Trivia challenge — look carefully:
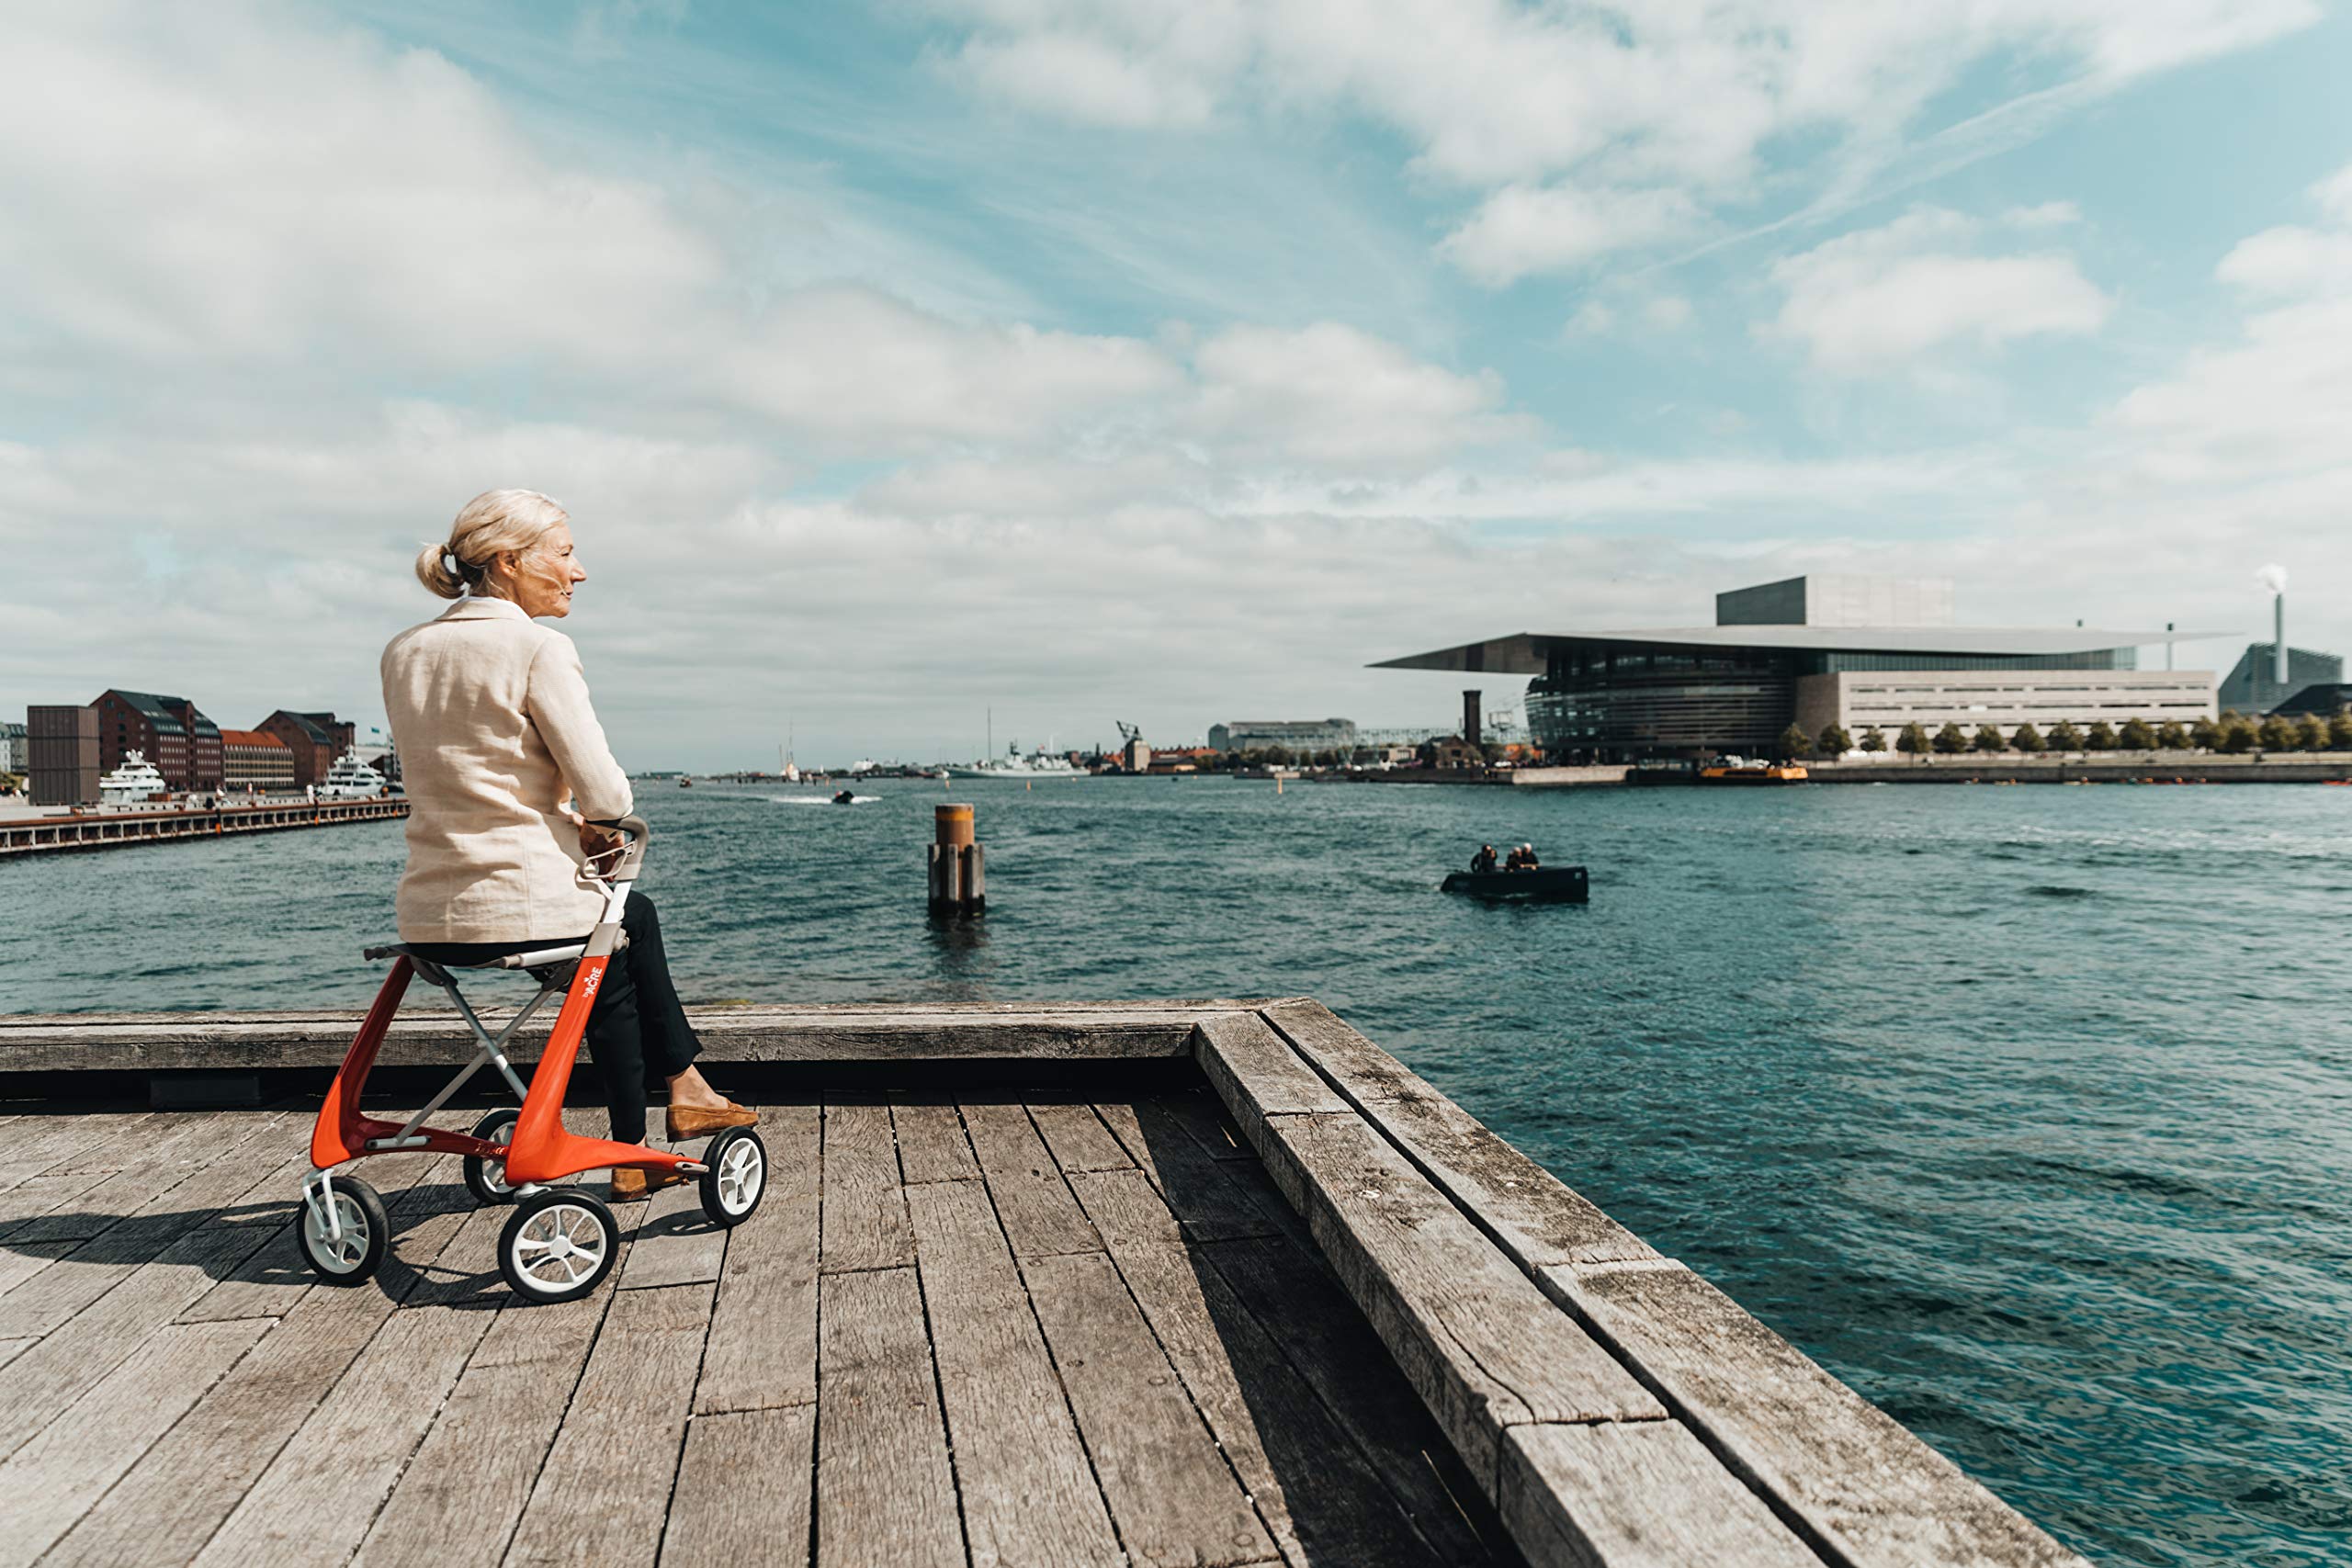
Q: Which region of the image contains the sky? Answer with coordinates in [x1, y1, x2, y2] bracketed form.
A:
[3, 0, 2348, 769]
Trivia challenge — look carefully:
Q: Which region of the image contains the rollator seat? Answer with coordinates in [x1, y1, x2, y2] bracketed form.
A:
[363, 937, 625, 973]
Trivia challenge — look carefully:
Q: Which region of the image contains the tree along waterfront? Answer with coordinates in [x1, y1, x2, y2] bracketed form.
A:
[1774, 708, 2352, 761]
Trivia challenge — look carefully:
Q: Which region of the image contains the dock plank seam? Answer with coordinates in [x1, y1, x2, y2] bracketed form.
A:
[891, 1101, 978, 1567]
[803, 1105, 828, 1568]
[1023, 1104, 1291, 1566]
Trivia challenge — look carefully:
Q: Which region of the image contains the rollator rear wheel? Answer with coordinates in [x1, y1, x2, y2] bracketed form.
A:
[298, 1176, 389, 1286]
[462, 1108, 523, 1205]
[499, 1189, 620, 1304]
[699, 1126, 766, 1228]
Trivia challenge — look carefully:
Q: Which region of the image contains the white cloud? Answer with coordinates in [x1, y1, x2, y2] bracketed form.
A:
[1765, 208, 2111, 373]
[1186, 323, 1530, 468]
[2003, 200, 2084, 228]
[1441, 185, 1698, 286]
[916, 0, 2317, 276]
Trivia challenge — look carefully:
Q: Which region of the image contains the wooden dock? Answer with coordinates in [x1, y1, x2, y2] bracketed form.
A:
[0, 798, 409, 858]
[0, 1000, 2090, 1567]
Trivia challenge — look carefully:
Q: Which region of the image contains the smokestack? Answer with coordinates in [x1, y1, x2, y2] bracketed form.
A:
[1464, 690, 1483, 749]
[2165, 622, 2175, 672]
[2257, 564, 2290, 690]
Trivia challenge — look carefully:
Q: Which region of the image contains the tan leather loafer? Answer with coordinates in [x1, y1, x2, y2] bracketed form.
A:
[609, 1167, 687, 1203]
[665, 1100, 758, 1141]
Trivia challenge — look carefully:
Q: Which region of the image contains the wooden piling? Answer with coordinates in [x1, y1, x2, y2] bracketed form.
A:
[929, 804, 984, 918]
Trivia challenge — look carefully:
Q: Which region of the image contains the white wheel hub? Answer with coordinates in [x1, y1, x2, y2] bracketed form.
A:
[305, 1195, 370, 1272]
[718, 1139, 763, 1213]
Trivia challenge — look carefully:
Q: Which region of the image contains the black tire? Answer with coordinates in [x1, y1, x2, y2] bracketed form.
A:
[297, 1174, 389, 1286]
[462, 1108, 523, 1206]
[699, 1126, 766, 1228]
[498, 1189, 621, 1304]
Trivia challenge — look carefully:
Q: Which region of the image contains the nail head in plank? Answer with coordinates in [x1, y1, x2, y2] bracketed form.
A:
[814, 1266, 965, 1568]
[506, 1282, 716, 1568]
[662, 1406, 817, 1568]
[820, 1102, 911, 1273]
[1498, 1421, 1824, 1568]
[1563, 1264, 2092, 1568]
[906, 1179, 1124, 1568]
[1021, 1248, 1278, 1568]
[960, 1101, 1101, 1258]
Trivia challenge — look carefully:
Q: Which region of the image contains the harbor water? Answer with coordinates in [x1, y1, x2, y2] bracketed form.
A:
[5, 777, 2347, 1567]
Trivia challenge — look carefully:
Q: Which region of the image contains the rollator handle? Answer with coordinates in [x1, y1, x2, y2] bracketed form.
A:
[585, 813, 650, 883]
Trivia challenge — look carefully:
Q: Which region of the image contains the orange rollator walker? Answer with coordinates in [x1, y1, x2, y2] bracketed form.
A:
[297, 814, 765, 1303]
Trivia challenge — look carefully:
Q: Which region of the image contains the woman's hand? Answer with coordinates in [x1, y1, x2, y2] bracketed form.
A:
[565, 808, 624, 868]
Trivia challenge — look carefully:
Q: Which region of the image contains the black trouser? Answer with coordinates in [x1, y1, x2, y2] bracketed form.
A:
[410, 891, 702, 1145]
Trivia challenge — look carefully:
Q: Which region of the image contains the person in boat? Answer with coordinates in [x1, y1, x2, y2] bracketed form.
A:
[1519, 842, 1541, 870]
[1502, 844, 1524, 871]
[385, 489, 755, 1202]
[1470, 843, 1498, 874]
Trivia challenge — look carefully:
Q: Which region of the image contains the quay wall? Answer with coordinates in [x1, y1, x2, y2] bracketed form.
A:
[0, 797, 407, 858]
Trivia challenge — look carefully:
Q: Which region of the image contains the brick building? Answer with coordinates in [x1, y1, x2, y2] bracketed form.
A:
[93, 691, 222, 789]
[220, 729, 296, 793]
[28, 705, 100, 807]
[258, 710, 352, 788]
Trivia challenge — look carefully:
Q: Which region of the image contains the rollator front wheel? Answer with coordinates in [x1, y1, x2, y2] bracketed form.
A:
[499, 1189, 620, 1304]
[462, 1108, 523, 1206]
[298, 1175, 389, 1286]
[699, 1126, 766, 1228]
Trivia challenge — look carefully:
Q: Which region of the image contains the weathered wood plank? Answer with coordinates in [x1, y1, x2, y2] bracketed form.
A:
[0, 1316, 271, 1568]
[697, 1104, 820, 1415]
[814, 1266, 964, 1568]
[661, 1406, 817, 1568]
[620, 1164, 729, 1291]
[355, 1284, 619, 1568]
[191, 1300, 497, 1568]
[1201, 1235, 1511, 1566]
[1560, 1262, 2091, 1568]
[1252, 1002, 1657, 1269]
[176, 1149, 444, 1323]
[40, 1173, 478, 1568]
[505, 1281, 714, 1568]
[1095, 1100, 1281, 1243]
[1498, 1421, 1824, 1568]
[1022, 1248, 1278, 1568]
[0, 1111, 157, 1192]
[890, 1101, 980, 1185]
[819, 1101, 910, 1273]
[0, 1336, 31, 1372]
[1027, 1101, 1136, 1173]
[0, 1004, 1235, 1072]
[1069, 1168, 1457, 1568]
[906, 1179, 1123, 1568]
[0, 1152, 305, 1460]
[1248, 1111, 1662, 1491]
[962, 1101, 1100, 1258]
[1195, 1013, 1348, 1118]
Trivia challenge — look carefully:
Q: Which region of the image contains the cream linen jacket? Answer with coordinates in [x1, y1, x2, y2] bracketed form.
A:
[381, 595, 634, 942]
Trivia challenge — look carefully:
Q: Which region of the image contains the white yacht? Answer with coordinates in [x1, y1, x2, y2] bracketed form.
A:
[99, 751, 168, 805]
[319, 750, 387, 799]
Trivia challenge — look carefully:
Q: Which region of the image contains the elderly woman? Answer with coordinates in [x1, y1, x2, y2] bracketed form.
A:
[384, 489, 753, 1201]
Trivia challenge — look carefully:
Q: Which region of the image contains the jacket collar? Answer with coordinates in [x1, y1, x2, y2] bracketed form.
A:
[438, 594, 531, 623]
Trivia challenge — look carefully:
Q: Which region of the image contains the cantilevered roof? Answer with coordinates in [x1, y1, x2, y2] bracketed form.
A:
[1373, 626, 2232, 674]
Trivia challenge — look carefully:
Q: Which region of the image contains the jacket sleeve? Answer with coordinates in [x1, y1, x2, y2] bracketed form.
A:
[524, 632, 634, 821]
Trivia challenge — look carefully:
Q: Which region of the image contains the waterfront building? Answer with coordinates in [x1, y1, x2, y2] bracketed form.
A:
[0, 719, 25, 775]
[220, 729, 297, 793]
[1376, 574, 2221, 761]
[2216, 644, 2344, 715]
[27, 705, 99, 806]
[92, 690, 223, 789]
[258, 709, 355, 788]
[1208, 718, 1358, 753]
[2271, 682, 2352, 717]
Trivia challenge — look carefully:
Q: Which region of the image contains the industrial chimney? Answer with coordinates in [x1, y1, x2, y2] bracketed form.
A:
[2257, 565, 2290, 690]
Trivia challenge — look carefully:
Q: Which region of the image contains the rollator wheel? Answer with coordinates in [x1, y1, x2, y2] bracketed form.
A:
[462, 1108, 523, 1206]
[498, 1189, 621, 1305]
[297, 1176, 389, 1286]
[699, 1126, 766, 1228]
